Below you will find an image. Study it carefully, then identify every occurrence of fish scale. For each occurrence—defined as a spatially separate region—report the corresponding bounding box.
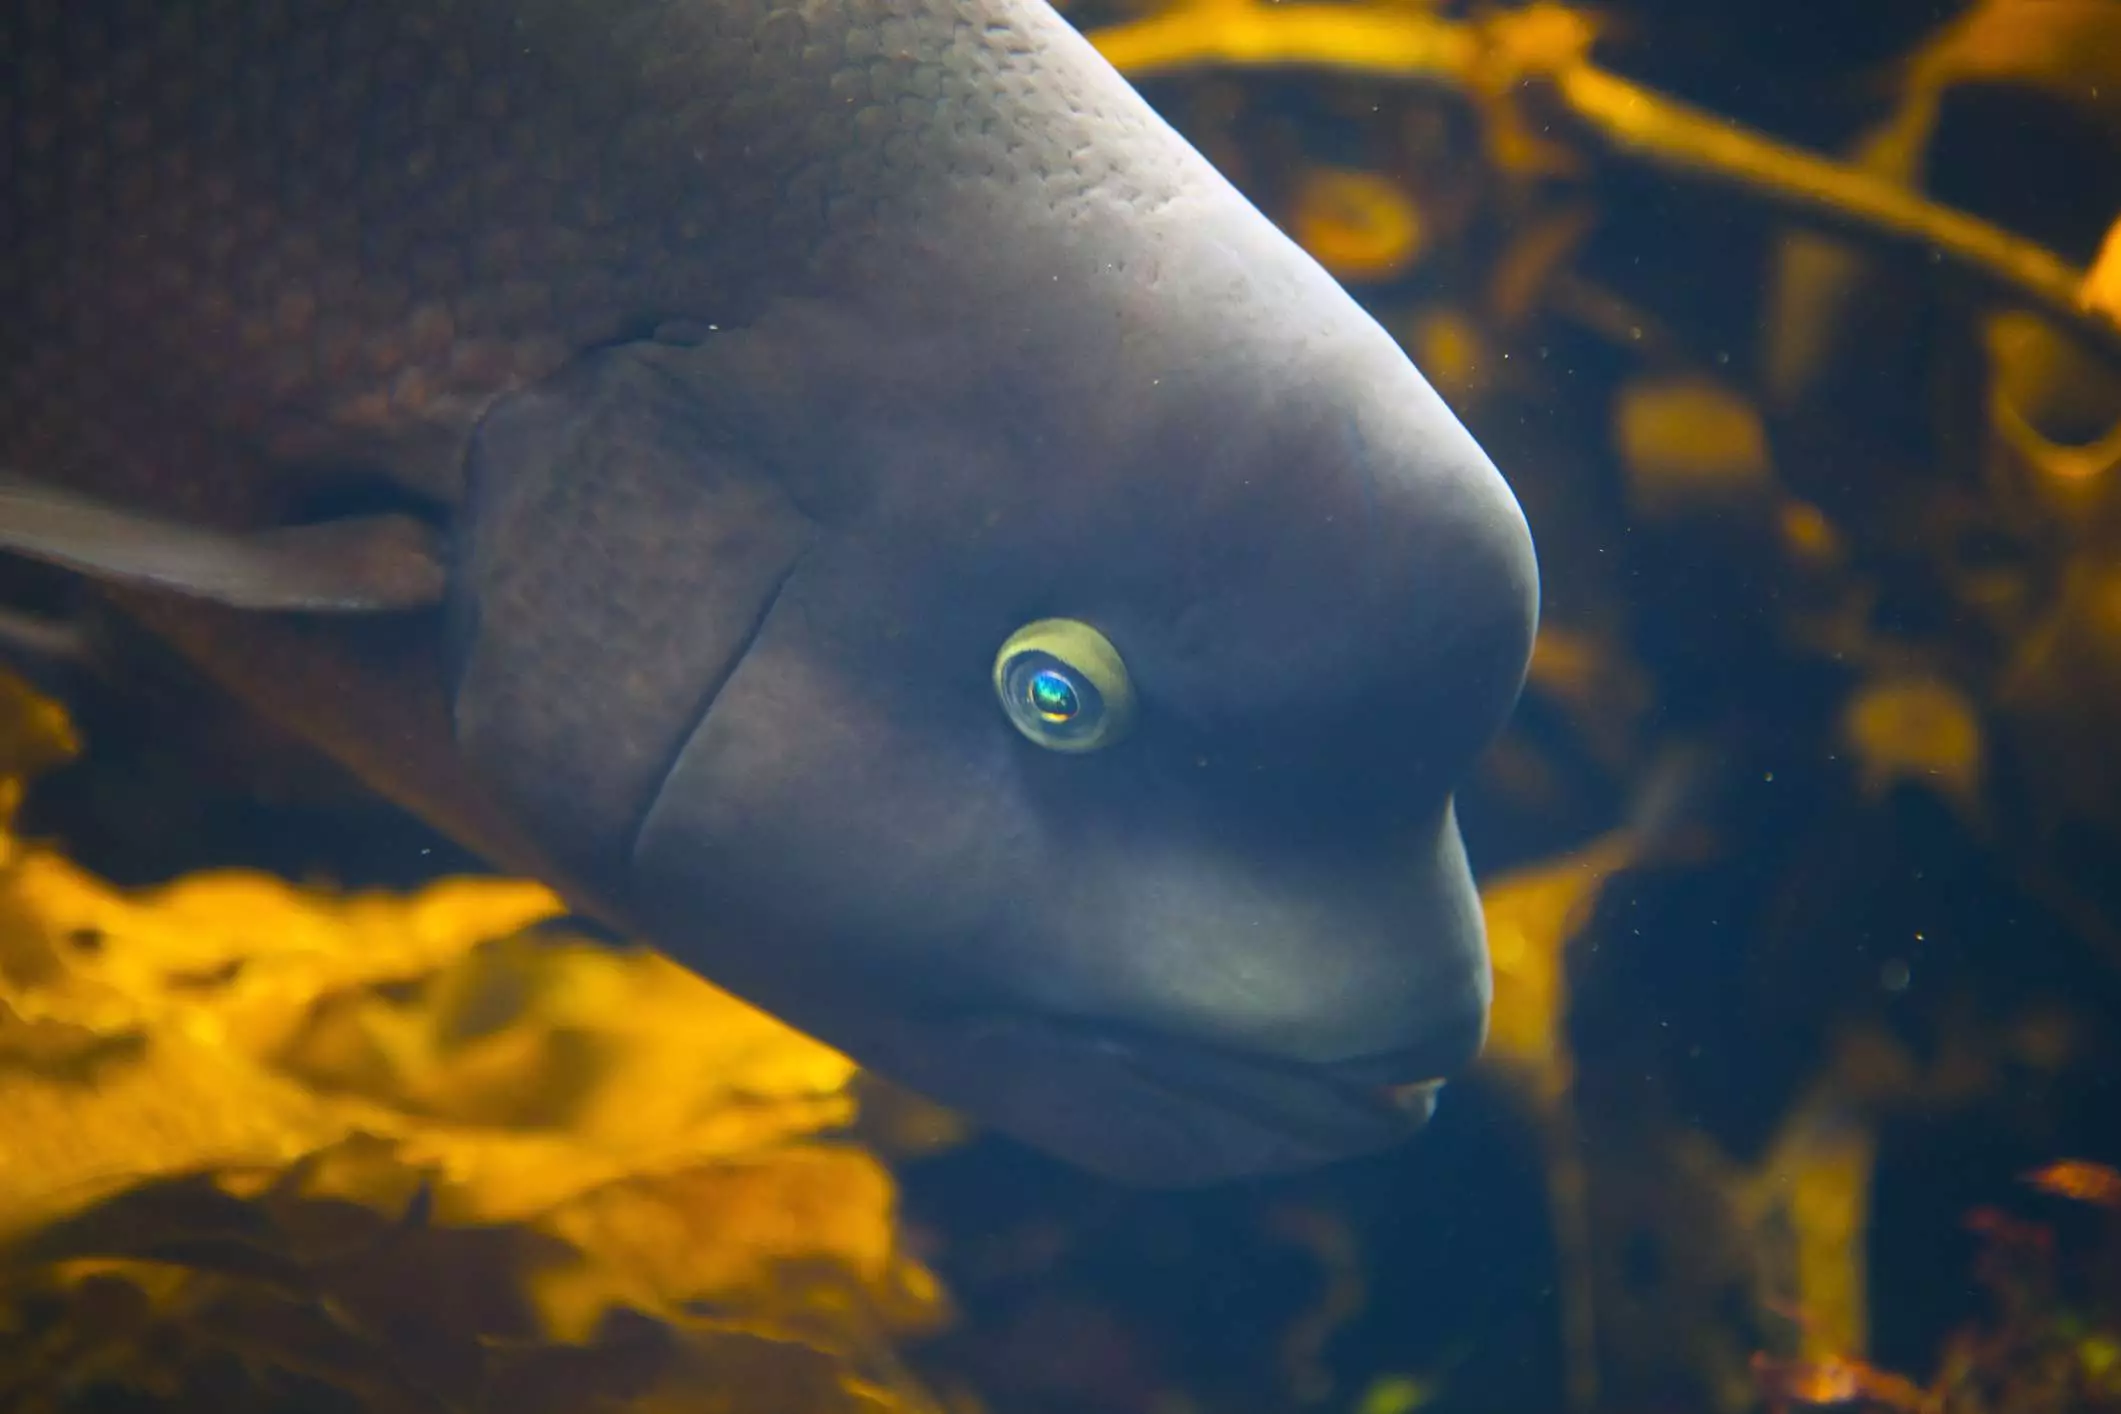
[0,0,1038,512]
[0,0,1212,905]
[0,0,1542,1186]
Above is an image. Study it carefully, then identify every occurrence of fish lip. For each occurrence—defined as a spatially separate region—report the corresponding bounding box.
[949,1011,1451,1151]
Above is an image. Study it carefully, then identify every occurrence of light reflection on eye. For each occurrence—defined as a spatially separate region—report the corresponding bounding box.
[992,619,1134,752]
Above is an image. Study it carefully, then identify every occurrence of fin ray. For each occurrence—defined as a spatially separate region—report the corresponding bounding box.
[0,478,445,612]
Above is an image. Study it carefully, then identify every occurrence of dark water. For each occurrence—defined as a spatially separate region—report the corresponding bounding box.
[9,1,2121,1411]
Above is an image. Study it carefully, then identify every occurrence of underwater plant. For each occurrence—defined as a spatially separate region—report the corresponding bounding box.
[2,1,2118,1411]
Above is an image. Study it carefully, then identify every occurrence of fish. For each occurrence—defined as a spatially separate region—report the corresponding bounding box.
[0,0,1540,1186]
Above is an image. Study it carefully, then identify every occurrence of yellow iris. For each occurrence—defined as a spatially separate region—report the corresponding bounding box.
[992,619,1136,752]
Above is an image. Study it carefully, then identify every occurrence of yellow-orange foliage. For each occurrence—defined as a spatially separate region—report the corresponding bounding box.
[0,672,947,1412]
[1288,169,1426,283]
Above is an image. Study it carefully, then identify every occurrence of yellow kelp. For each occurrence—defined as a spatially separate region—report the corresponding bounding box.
[1288,169,1427,283]
[0,671,947,1413]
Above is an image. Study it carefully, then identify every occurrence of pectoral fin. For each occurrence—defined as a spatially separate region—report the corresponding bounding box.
[0,477,445,612]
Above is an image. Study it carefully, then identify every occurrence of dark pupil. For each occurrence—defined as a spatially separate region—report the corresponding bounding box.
[1027,670,1079,722]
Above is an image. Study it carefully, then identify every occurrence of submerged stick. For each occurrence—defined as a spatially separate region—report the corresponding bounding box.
[1089,0,2121,365]
[1542,65,2119,362]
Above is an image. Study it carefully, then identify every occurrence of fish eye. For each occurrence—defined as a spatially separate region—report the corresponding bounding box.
[992,618,1136,752]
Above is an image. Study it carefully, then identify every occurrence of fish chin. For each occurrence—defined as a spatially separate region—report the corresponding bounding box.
[856,1012,1446,1187]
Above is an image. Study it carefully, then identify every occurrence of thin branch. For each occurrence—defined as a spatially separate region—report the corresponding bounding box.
[1090,1,1478,84]
[1088,1,2121,365]
[1543,66,2121,363]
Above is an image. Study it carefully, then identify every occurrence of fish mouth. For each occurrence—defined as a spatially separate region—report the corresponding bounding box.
[919,1011,1462,1187]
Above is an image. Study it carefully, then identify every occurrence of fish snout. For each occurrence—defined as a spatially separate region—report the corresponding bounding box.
[1380,423,1540,782]
[1321,997,1490,1122]
[924,802,1499,1185]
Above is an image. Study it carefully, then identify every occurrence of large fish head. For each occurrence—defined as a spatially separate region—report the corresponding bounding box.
[446,20,1537,1189]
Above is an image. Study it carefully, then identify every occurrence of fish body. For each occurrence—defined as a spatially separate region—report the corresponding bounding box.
[0,0,1539,1184]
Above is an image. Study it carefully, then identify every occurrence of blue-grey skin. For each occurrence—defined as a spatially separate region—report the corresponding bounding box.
[0,0,1538,1184]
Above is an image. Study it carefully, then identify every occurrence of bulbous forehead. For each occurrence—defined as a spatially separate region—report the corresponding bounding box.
[685,271,1533,785]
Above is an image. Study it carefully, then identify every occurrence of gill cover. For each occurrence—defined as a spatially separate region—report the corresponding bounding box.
[445,344,816,875]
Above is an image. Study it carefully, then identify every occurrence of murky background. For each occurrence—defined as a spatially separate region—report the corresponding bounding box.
[2,1,2117,1411]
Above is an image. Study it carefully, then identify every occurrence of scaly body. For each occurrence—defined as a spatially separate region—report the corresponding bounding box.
[0,0,1540,1185]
